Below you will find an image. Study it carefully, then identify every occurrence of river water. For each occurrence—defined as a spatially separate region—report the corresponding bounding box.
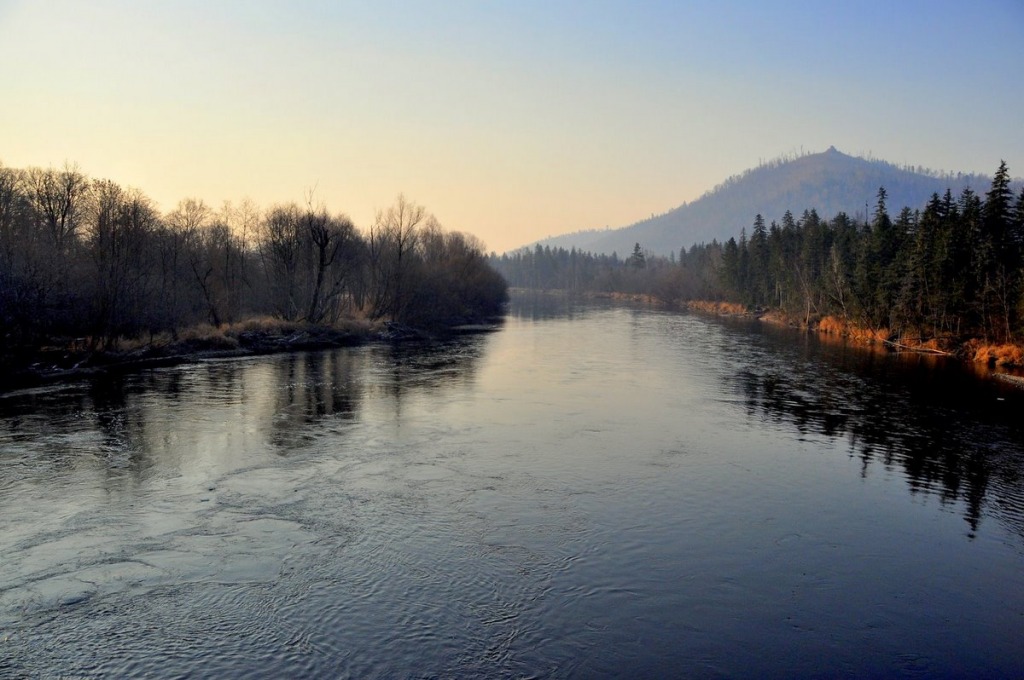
[2,294,1024,678]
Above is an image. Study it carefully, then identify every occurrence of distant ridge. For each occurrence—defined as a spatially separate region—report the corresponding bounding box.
[531,148,1001,257]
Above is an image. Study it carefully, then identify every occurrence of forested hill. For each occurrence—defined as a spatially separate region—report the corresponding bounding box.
[534,147,998,257]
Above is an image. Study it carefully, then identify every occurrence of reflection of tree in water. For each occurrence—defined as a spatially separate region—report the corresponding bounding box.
[0,374,158,486]
[733,349,1024,540]
[385,338,485,390]
[265,339,488,446]
[374,336,489,424]
[88,377,132,447]
[269,350,364,450]
[0,341,491,474]
[508,291,600,321]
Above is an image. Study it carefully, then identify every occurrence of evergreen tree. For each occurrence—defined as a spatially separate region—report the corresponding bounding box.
[1013,187,1024,252]
[825,212,857,317]
[748,215,769,305]
[721,237,740,295]
[984,160,1015,266]
[737,228,750,303]
[891,206,918,334]
[981,161,1018,339]
[910,194,944,335]
[627,242,646,269]
[492,161,1023,349]
[958,187,985,335]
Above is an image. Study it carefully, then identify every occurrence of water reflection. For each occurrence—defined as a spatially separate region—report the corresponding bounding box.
[507,290,619,321]
[4,300,1024,677]
[0,337,490,493]
[731,328,1024,538]
[0,338,492,637]
[268,351,364,449]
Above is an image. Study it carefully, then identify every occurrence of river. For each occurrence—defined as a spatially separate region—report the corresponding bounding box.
[2,294,1024,678]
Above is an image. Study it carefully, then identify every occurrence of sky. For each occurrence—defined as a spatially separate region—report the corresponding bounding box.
[1,1,1022,253]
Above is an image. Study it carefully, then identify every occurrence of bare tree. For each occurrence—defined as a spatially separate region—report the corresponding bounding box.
[16,163,92,333]
[398,219,508,327]
[313,213,360,324]
[87,180,158,346]
[367,194,425,320]
[259,203,303,320]
[215,200,259,322]
[24,163,89,256]
[0,164,28,344]
[168,198,230,325]
[301,191,360,324]
[0,164,24,280]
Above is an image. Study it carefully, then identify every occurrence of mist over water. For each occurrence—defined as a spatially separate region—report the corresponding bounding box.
[2,294,1024,678]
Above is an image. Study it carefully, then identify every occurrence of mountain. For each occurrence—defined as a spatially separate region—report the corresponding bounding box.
[532,147,998,257]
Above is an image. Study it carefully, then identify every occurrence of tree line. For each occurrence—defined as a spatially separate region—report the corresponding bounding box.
[492,161,1024,346]
[0,161,507,353]
[489,241,722,304]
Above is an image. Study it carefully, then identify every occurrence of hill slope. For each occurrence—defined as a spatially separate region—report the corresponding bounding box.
[534,147,995,256]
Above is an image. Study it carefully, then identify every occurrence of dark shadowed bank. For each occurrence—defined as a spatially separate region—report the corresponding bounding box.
[0,315,506,394]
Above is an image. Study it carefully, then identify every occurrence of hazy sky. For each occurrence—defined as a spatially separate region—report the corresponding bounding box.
[2,1,1022,252]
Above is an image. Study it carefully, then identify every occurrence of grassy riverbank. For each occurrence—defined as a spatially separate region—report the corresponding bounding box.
[684,300,1024,370]
[0,315,501,393]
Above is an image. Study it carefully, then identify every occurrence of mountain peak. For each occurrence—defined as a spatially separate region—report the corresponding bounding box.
[533,151,994,256]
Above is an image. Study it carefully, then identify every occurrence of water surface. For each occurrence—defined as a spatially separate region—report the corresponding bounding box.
[2,295,1024,678]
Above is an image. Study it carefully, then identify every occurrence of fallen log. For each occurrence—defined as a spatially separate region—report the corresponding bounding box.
[881,339,954,356]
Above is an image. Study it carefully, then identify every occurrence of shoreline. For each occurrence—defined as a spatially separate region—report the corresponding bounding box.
[515,290,1024,374]
[0,319,503,395]
[681,300,1024,376]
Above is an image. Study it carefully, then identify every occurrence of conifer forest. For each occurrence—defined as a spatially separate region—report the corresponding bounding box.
[493,162,1024,354]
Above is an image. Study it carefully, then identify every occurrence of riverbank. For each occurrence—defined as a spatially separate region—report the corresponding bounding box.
[515,290,1024,373]
[684,301,1024,370]
[811,314,1024,368]
[0,316,502,394]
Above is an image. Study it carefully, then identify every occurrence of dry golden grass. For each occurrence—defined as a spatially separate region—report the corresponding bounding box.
[817,316,890,343]
[687,300,748,315]
[864,327,892,343]
[177,323,241,348]
[231,316,305,334]
[759,310,796,326]
[967,341,1024,367]
[110,315,375,353]
[816,317,1024,365]
[817,315,848,335]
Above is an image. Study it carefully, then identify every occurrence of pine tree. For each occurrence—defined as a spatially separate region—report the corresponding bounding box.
[825,213,856,317]
[1012,187,1024,256]
[891,207,918,335]
[721,237,740,295]
[958,187,985,335]
[981,161,1018,340]
[737,228,750,303]
[912,194,944,335]
[983,160,1014,265]
[627,242,646,269]
[749,215,769,305]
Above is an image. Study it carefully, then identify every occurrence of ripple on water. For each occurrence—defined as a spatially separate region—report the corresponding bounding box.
[3,303,1024,678]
